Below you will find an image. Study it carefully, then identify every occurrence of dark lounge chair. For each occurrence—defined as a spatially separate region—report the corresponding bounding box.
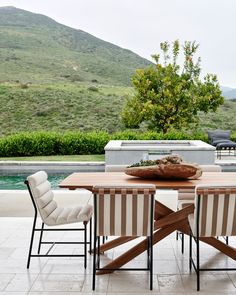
[207,130,236,159]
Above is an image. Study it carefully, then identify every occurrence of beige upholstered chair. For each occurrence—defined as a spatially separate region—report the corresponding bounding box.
[92,185,156,290]
[178,165,222,201]
[25,171,93,268]
[177,165,222,253]
[189,185,236,291]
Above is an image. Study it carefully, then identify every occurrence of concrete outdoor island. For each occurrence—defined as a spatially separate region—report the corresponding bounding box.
[105,140,216,166]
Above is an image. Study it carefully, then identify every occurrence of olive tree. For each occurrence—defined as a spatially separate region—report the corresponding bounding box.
[121,40,224,133]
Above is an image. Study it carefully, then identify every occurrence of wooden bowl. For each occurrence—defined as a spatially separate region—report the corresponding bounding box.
[124,163,202,180]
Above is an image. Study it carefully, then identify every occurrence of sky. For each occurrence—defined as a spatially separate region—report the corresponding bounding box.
[0,0,236,88]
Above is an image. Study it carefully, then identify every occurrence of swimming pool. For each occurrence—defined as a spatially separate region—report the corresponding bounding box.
[0,174,68,190]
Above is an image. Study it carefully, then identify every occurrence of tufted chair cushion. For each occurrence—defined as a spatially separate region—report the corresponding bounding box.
[27,171,93,226]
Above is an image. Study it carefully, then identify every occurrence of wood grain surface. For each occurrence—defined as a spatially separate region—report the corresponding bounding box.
[59,172,236,191]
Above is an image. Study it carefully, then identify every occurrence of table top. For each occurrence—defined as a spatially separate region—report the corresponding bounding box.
[59,172,236,191]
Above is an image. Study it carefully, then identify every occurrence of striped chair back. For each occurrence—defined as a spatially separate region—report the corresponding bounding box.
[93,185,156,237]
[191,185,236,237]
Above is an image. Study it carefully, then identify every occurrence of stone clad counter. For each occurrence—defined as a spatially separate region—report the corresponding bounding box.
[105,140,215,165]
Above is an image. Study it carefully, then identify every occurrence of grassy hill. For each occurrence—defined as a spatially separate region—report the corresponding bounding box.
[1,82,236,136]
[0,82,133,135]
[0,6,236,136]
[198,99,236,131]
[0,6,151,86]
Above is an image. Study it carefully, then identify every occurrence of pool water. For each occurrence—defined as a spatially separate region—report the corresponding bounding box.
[0,174,68,190]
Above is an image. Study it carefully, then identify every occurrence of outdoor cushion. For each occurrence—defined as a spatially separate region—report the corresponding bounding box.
[27,171,93,226]
[207,130,236,149]
[216,141,236,149]
[46,205,93,225]
[207,130,230,140]
[211,139,232,146]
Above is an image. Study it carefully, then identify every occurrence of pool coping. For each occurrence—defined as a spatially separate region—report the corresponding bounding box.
[0,161,105,173]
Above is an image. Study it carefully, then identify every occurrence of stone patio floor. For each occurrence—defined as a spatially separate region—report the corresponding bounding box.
[1,180,236,294]
[1,216,236,294]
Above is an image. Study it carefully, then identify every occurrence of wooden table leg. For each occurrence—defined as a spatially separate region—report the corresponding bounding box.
[200,237,236,260]
[97,219,187,274]
[95,201,191,254]
[94,204,193,255]
[155,200,173,219]
[90,237,135,254]
[175,215,236,260]
[96,201,236,274]
[96,204,193,275]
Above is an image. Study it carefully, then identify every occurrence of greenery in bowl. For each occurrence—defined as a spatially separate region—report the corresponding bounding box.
[128,155,183,168]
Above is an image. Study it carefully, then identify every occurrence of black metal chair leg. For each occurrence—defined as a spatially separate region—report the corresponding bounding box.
[37,222,44,254]
[196,237,200,291]
[92,236,97,291]
[189,234,192,271]
[89,218,92,254]
[176,231,179,240]
[181,233,184,254]
[84,222,87,269]
[226,236,229,245]
[27,213,37,269]
[147,237,150,268]
[150,235,153,290]
[97,237,101,269]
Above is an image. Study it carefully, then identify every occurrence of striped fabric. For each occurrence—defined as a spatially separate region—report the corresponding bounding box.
[93,185,156,237]
[189,185,236,237]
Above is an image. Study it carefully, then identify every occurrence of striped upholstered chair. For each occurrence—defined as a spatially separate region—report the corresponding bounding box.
[188,185,236,291]
[25,171,93,269]
[92,185,156,290]
[177,165,222,253]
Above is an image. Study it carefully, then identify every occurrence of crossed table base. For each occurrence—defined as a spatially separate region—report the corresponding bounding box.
[59,172,236,274]
[94,200,236,274]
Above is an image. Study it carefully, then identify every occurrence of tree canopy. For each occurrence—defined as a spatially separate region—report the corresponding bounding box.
[121,40,224,133]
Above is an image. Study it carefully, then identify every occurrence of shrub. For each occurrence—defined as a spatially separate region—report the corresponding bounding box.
[87,86,99,92]
[19,83,29,89]
[70,75,83,82]
[0,132,60,157]
[0,130,211,157]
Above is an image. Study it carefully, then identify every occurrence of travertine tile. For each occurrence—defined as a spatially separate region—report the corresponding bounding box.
[28,292,106,295]
[0,274,15,291]
[182,274,236,292]
[0,292,28,295]
[154,259,180,275]
[41,258,92,275]
[0,258,46,274]
[82,274,109,292]
[4,273,38,292]
[30,274,85,292]
[0,247,16,259]
[0,217,236,294]
[107,273,159,292]
[158,274,185,293]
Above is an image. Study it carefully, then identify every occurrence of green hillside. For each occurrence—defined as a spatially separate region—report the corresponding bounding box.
[0,82,133,136]
[1,82,236,136]
[0,6,235,136]
[0,6,151,85]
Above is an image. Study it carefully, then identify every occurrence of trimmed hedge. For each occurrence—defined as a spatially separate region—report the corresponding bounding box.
[0,130,233,157]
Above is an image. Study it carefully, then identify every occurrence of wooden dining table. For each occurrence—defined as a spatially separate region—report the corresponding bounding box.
[60,172,236,274]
